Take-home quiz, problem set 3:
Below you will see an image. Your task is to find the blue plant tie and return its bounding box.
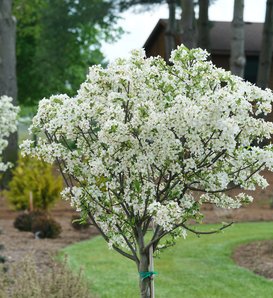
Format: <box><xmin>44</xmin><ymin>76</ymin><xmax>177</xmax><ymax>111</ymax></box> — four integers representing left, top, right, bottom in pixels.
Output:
<box><xmin>139</xmin><ymin>271</ymin><xmax>158</xmax><ymax>280</ymax></box>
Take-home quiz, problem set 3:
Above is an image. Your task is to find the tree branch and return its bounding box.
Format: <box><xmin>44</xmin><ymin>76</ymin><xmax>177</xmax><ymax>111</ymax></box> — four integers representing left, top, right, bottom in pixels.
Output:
<box><xmin>87</xmin><ymin>211</ymin><xmax>137</xmax><ymax>262</ymax></box>
<box><xmin>144</xmin><ymin>221</ymin><xmax>233</xmax><ymax>252</ymax></box>
<box><xmin>188</xmin><ymin>184</ymin><xmax>239</xmax><ymax>193</ymax></box>
<box><xmin>116</xmin><ymin>224</ymin><xmax>139</xmax><ymax>264</ymax></box>
<box><xmin>181</xmin><ymin>222</ymin><xmax>233</xmax><ymax>236</ymax></box>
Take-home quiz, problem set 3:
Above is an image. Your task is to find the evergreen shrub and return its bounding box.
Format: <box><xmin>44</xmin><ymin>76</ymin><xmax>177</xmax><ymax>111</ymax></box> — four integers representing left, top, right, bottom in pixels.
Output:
<box><xmin>31</xmin><ymin>216</ymin><xmax>62</xmax><ymax>238</ymax></box>
<box><xmin>13</xmin><ymin>211</ymin><xmax>44</xmax><ymax>232</ymax></box>
<box><xmin>6</xmin><ymin>154</ymin><xmax>63</xmax><ymax>211</ymax></box>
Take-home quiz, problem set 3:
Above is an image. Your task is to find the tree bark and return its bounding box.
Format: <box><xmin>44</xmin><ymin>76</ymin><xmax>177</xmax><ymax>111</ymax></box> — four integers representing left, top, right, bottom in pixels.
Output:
<box><xmin>165</xmin><ymin>0</ymin><xmax>177</xmax><ymax>61</ymax></box>
<box><xmin>230</xmin><ymin>0</ymin><xmax>245</xmax><ymax>78</ymax></box>
<box><xmin>139</xmin><ymin>252</ymin><xmax>151</xmax><ymax>298</ymax></box>
<box><xmin>180</xmin><ymin>0</ymin><xmax>197</xmax><ymax>49</ymax></box>
<box><xmin>257</xmin><ymin>0</ymin><xmax>273</xmax><ymax>89</ymax></box>
<box><xmin>0</xmin><ymin>0</ymin><xmax>18</xmax><ymax>188</ymax></box>
<box><xmin>197</xmin><ymin>0</ymin><xmax>210</xmax><ymax>50</ymax></box>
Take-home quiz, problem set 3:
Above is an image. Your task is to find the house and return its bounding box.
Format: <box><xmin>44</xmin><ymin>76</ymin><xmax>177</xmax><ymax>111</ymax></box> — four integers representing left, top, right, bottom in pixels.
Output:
<box><xmin>143</xmin><ymin>20</ymin><xmax>273</xmax><ymax>89</ymax></box>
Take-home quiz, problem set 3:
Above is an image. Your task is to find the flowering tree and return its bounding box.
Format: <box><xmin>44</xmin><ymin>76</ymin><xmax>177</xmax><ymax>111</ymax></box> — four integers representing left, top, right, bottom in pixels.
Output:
<box><xmin>21</xmin><ymin>45</ymin><xmax>273</xmax><ymax>297</ymax></box>
<box><xmin>0</xmin><ymin>95</ymin><xmax>19</xmax><ymax>172</ymax></box>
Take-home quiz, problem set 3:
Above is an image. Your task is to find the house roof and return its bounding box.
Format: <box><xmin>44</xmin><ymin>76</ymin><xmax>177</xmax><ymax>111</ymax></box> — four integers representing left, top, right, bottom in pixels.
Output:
<box><xmin>144</xmin><ymin>19</ymin><xmax>264</xmax><ymax>55</ymax></box>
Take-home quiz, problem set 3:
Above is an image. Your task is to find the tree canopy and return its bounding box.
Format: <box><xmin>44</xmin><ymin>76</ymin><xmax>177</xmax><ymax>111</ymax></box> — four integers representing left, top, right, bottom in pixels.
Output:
<box><xmin>118</xmin><ymin>0</ymin><xmax>168</xmax><ymax>11</ymax></box>
<box><xmin>14</xmin><ymin>0</ymin><xmax>122</xmax><ymax>106</ymax></box>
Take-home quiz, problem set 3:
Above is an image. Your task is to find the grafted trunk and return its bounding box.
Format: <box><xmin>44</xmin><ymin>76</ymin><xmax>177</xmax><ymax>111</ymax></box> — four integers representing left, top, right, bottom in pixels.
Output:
<box><xmin>0</xmin><ymin>0</ymin><xmax>18</xmax><ymax>188</ymax></box>
<box><xmin>257</xmin><ymin>0</ymin><xmax>273</xmax><ymax>89</ymax></box>
<box><xmin>180</xmin><ymin>0</ymin><xmax>197</xmax><ymax>49</ymax></box>
<box><xmin>230</xmin><ymin>0</ymin><xmax>245</xmax><ymax>77</ymax></box>
<box><xmin>198</xmin><ymin>0</ymin><xmax>210</xmax><ymax>50</ymax></box>
<box><xmin>139</xmin><ymin>253</ymin><xmax>151</xmax><ymax>298</ymax></box>
<box><xmin>165</xmin><ymin>0</ymin><xmax>177</xmax><ymax>61</ymax></box>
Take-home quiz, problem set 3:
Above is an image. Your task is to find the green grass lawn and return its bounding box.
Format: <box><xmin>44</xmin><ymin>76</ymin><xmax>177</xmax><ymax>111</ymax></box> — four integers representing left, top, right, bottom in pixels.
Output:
<box><xmin>61</xmin><ymin>222</ymin><xmax>273</xmax><ymax>298</ymax></box>
<box><xmin>18</xmin><ymin>105</ymin><xmax>37</xmax><ymax>143</ymax></box>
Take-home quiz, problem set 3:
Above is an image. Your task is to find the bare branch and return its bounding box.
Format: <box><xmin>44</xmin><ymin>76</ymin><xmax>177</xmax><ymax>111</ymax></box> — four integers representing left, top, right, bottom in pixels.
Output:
<box><xmin>188</xmin><ymin>184</ymin><xmax>239</xmax><ymax>193</ymax></box>
<box><xmin>116</xmin><ymin>224</ymin><xmax>139</xmax><ymax>264</ymax></box>
<box><xmin>245</xmin><ymin>162</ymin><xmax>266</xmax><ymax>181</ymax></box>
<box><xmin>88</xmin><ymin>211</ymin><xmax>137</xmax><ymax>263</ymax></box>
<box><xmin>144</xmin><ymin>221</ymin><xmax>233</xmax><ymax>252</ymax></box>
<box><xmin>181</xmin><ymin>222</ymin><xmax>233</xmax><ymax>236</ymax></box>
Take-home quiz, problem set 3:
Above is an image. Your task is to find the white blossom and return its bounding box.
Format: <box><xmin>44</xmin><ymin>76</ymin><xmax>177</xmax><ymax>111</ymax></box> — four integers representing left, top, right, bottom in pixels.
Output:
<box><xmin>0</xmin><ymin>96</ymin><xmax>19</xmax><ymax>171</ymax></box>
<box><xmin>21</xmin><ymin>45</ymin><xmax>273</xmax><ymax>250</ymax></box>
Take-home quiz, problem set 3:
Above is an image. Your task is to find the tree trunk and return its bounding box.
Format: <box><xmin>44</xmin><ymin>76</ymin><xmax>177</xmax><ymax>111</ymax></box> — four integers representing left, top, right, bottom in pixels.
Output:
<box><xmin>180</xmin><ymin>0</ymin><xmax>197</xmax><ymax>49</ymax></box>
<box><xmin>257</xmin><ymin>0</ymin><xmax>273</xmax><ymax>89</ymax></box>
<box><xmin>197</xmin><ymin>0</ymin><xmax>210</xmax><ymax>50</ymax></box>
<box><xmin>165</xmin><ymin>0</ymin><xmax>177</xmax><ymax>61</ymax></box>
<box><xmin>0</xmin><ymin>0</ymin><xmax>18</xmax><ymax>188</ymax></box>
<box><xmin>230</xmin><ymin>0</ymin><xmax>245</xmax><ymax>77</ymax></box>
<box><xmin>139</xmin><ymin>253</ymin><xmax>151</xmax><ymax>298</ymax></box>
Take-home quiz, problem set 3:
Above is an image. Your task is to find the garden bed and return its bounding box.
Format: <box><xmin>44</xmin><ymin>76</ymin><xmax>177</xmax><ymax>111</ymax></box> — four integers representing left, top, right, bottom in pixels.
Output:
<box><xmin>0</xmin><ymin>197</ymin><xmax>97</xmax><ymax>270</ymax></box>
<box><xmin>234</xmin><ymin>240</ymin><xmax>273</xmax><ymax>280</ymax></box>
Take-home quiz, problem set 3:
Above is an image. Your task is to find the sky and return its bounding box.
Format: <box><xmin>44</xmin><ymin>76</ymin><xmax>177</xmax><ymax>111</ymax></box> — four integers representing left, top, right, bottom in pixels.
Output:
<box><xmin>101</xmin><ymin>0</ymin><xmax>267</xmax><ymax>62</ymax></box>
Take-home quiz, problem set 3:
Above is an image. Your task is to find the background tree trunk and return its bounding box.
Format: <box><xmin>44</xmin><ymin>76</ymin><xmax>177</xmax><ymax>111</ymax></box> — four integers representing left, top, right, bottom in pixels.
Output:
<box><xmin>0</xmin><ymin>0</ymin><xmax>18</xmax><ymax>188</ymax></box>
<box><xmin>257</xmin><ymin>0</ymin><xmax>273</xmax><ymax>89</ymax></box>
<box><xmin>165</xmin><ymin>0</ymin><xmax>177</xmax><ymax>61</ymax></box>
<box><xmin>197</xmin><ymin>0</ymin><xmax>210</xmax><ymax>50</ymax></box>
<box><xmin>180</xmin><ymin>0</ymin><xmax>197</xmax><ymax>49</ymax></box>
<box><xmin>230</xmin><ymin>0</ymin><xmax>245</xmax><ymax>77</ymax></box>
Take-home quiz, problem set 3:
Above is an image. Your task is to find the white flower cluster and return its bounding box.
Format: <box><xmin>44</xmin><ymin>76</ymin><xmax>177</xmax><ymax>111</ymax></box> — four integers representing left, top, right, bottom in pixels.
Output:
<box><xmin>0</xmin><ymin>96</ymin><xmax>19</xmax><ymax>171</ymax></box>
<box><xmin>148</xmin><ymin>199</ymin><xmax>194</xmax><ymax>231</ymax></box>
<box><xmin>21</xmin><ymin>45</ymin><xmax>273</xmax><ymax>249</ymax></box>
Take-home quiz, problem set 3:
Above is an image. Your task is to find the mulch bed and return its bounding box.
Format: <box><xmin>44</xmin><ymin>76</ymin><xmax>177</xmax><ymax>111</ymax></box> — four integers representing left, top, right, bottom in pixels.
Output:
<box><xmin>233</xmin><ymin>240</ymin><xmax>273</xmax><ymax>280</ymax></box>
<box><xmin>0</xmin><ymin>197</ymin><xmax>98</xmax><ymax>271</ymax></box>
<box><xmin>0</xmin><ymin>217</ymin><xmax>97</xmax><ymax>268</ymax></box>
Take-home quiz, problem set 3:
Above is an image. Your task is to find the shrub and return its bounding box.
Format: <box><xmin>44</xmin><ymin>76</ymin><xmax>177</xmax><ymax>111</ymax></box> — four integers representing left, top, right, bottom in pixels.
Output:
<box><xmin>0</xmin><ymin>231</ymin><xmax>7</xmax><ymax>272</ymax></box>
<box><xmin>31</xmin><ymin>216</ymin><xmax>62</xmax><ymax>238</ymax></box>
<box><xmin>5</xmin><ymin>154</ymin><xmax>63</xmax><ymax>211</ymax></box>
<box><xmin>13</xmin><ymin>211</ymin><xmax>45</xmax><ymax>232</ymax></box>
<box><xmin>71</xmin><ymin>214</ymin><xmax>90</xmax><ymax>230</ymax></box>
<box><xmin>13</xmin><ymin>211</ymin><xmax>62</xmax><ymax>239</ymax></box>
<box><xmin>13</xmin><ymin>213</ymin><xmax>32</xmax><ymax>231</ymax></box>
<box><xmin>0</xmin><ymin>256</ymin><xmax>93</xmax><ymax>298</ymax></box>
<box><xmin>0</xmin><ymin>244</ymin><xmax>5</xmax><ymax>264</ymax></box>
<box><xmin>0</xmin><ymin>255</ymin><xmax>5</xmax><ymax>264</ymax></box>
